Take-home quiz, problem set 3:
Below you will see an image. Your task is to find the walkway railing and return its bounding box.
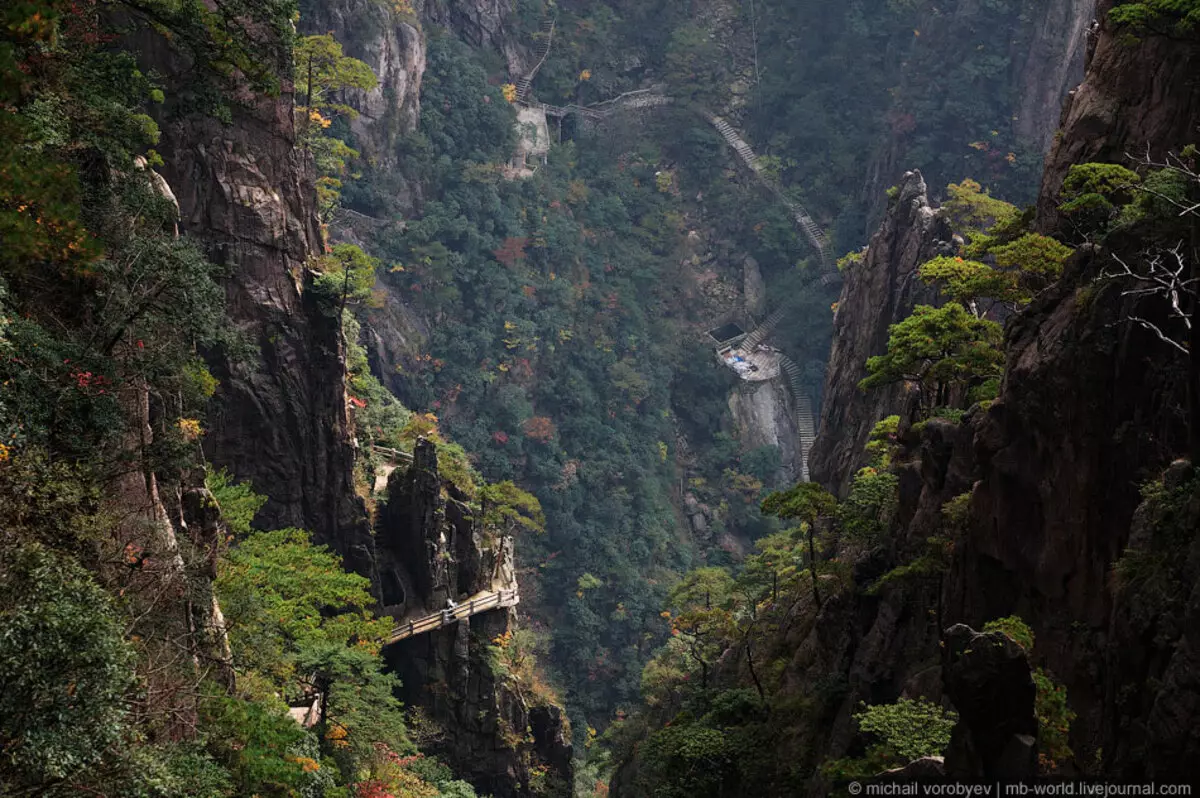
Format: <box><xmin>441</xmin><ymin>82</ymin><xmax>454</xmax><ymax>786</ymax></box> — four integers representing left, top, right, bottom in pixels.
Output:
<box><xmin>389</xmin><ymin>588</ymin><xmax>520</xmax><ymax>643</ymax></box>
<box><xmin>372</xmin><ymin>444</ymin><xmax>414</xmax><ymax>465</ymax></box>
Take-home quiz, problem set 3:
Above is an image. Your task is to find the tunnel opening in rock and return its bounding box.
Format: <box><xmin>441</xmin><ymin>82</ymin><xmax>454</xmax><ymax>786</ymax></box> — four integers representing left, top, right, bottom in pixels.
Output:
<box><xmin>708</xmin><ymin>322</ymin><xmax>745</xmax><ymax>344</ymax></box>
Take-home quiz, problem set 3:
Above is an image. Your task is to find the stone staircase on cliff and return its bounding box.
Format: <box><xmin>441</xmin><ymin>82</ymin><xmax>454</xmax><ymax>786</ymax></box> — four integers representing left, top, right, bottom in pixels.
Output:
<box><xmin>511</xmin><ymin>18</ymin><xmax>835</xmax><ymax>272</ymax></box>
<box><xmin>703</xmin><ymin>112</ymin><xmax>831</xmax><ymax>268</ymax></box>
<box><xmin>740</xmin><ymin>306</ymin><xmax>788</xmax><ymax>351</ymax></box>
<box><xmin>515</xmin><ymin>17</ymin><xmax>556</xmax><ymax>103</ymax></box>
<box><xmin>389</xmin><ymin>588</ymin><xmax>520</xmax><ymax>643</ymax></box>
<box><xmin>779</xmin><ymin>355</ymin><xmax>816</xmax><ymax>482</ymax></box>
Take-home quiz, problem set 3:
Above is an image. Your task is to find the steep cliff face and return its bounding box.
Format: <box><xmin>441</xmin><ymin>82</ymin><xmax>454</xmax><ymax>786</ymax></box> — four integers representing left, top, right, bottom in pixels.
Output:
<box><xmin>810</xmin><ymin>171</ymin><xmax>949</xmax><ymax>496</ymax></box>
<box><xmin>418</xmin><ymin>0</ymin><xmax>523</xmax><ymax>73</ymax></box>
<box><xmin>142</xmin><ymin>35</ymin><xmax>370</xmax><ymax>561</ymax></box>
<box><xmin>300</xmin><ymin>0</ymin><xmax>426</xmax><ymax>169</ymax></box>
<box><xmin>1037</xmin><ymin>0</ymin><xmax>1200</xmax><ymax>226</ymax></box>
<box><xmin>379</xmin><ymin>442</ymin><xmax>573</xmax><ymax>797</ymax></box>
<box><xmin>943</xmin><ymin>242</ymin><xmax>1188</xmax><ymax>763</ymax></box>
<box><xmin>729</xmin><ymin>379</ymin><xmax>800</xmax><ymax>485</ymax></box>
<box><xmin>1011</xmin><ymin>0</ymin><xmax>1094</xmax><ymax>153</ymax></box>
<box><xmin>946</xmin><ymin>4</ymin><xmax>1200</xmax><ymax>776</ymax></box>
<box><xmin>809</xmin><ymin>2</ymin><xmax>1200</xmax><ymax>781</ymax></box>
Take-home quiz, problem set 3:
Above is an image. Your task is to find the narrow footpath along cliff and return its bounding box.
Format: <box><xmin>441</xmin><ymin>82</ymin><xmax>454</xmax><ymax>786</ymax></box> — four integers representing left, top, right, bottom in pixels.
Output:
<box><xmin>144</xmin><ymin>8</ymin><xmax>573</xmax><ymax>794</ymax></box>
<box><xmin>381</xmin><ymin>442</ymin><xmax>573</xmax><ymax>797</ymax></box>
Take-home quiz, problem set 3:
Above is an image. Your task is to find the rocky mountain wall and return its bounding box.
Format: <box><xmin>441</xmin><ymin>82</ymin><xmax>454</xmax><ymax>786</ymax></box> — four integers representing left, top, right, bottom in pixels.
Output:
<box><xmin>1011</xmin><ymin>0</ymin><xmax>1094</xmax><ymax>153</ymax></box>
<box><xmin>729</xmin><ymin>379</ymin><xmax>800</xmax><ymax>486</ymax></box>
<box><xmin>946</xmin><ymin>3</ymin><xmax>1200</xmax><ymax>773</ymax></box>
<box><xmin>1036</xmin><ymin>0</ymin><xmax>1200</xmax><ymax>227</ymax></box>
<box><xmin>140</xmin><ymin>32</ymin><xmax>371</xmax><ymax>564</ymax></box>
<box><xmin>300</xmin><ymin>0</ymin><xmax>426</xmax><ymax>169</ymax></box>
<box><xmin>810</xmin><ymin>1</ymin><xmax>1200</xmax><ymax>780</ymax></box>
<box><xmin>144</xmin><ymin>14</ymin><xmax>571</xmax><ymax>793</ymax></box>
<box><xmin>809</xmin><ymin>171</ymin><xmax>950</xmax><ymax>496</ymax></box>
<box><xmin>379</xmin><ymin>441</ymin><xmax>573</xmax><ymax>797</ymax></box>
<box><xmin>417</xmin><ymin>0</ymin><xmax>524</xmax><ymax>74</ymax></box>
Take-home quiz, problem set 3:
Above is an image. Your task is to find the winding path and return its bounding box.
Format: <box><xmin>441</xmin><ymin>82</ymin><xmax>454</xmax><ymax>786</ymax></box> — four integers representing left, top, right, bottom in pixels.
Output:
<box><xmin>516</xmin><ymin>18</ymin><xmax>830</xmax><ymax>481</ymax></box>
<box><xmin>533</xmin><ymin>88</ymin><xmax>830</xmax><ymax>268</ymax></box>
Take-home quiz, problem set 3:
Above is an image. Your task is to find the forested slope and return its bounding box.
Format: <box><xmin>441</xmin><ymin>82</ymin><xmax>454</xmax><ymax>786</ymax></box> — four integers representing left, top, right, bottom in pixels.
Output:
<box><xmin>326</xmin><ymin>0</ymin><xmax>1092</xmax><ymax>743</ymax></box>
<box><xmin>1</xmin><ymin>0</ymin><xmax>1112</xmax><ymax>796</ymax></box>
<box><xmin>606</xmin><ymin>1</ymin><xmax>1200</xmax><ymax>794</ymax></box>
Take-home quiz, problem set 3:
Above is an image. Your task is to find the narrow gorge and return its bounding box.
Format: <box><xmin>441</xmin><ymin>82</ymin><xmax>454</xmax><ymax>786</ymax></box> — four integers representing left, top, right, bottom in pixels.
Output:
<box><xmin>3</xmin><ymin>0</ymin><xmax>1199</xmax><ymax>797</ymax></box>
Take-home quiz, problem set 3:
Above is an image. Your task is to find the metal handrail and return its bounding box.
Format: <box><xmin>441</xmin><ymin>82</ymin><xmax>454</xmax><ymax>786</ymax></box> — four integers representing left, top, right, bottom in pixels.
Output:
<box><xmin>389</xmin><ymin>589</ymin><xmax>520</xmax><ymax>642</ymax></box>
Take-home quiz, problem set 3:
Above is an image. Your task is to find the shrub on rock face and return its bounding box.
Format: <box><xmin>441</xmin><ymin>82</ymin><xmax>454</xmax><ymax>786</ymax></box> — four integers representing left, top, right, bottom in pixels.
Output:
<box><xmin>859</xmin><ymin>303</ymin><xmax>1003</xmax><ymax>413</ymax></box>
<box><xmin>0</xmin><ymin>543</ymin><xmax>135</xmax><ymax>789</ymax></box>
<box><xmin>982</xmin><ymin>615</ymin><xmax>1077</xmax><ymax>772</ymax></box>
<box><xmin>637</xmin><ymin>724</ymin><xmax>733</xmax><ymax>798</ymax></box>
<box><xmin>853</xmin><ymin>698</ymin><xmax>958</xmax><ymax>763</ymax></box>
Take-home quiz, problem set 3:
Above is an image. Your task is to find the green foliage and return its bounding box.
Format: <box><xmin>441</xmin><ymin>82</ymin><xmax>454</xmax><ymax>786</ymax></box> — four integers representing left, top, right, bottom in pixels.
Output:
<box><xmin>1062</xmin><ymin>163</ymin><xmax>1142</xmax><ymax>200</ymax></box>
<box><xmin>347</xmin><ymin>31</ymin><xmax>701</xmax><ymax>722</ymax></box>
<box><xmin>294</xmin><ymin>34</ymin><xmax>378</xmax><ymax>215</ymax></box>
<box><xmin>983</xmin><ymin>615</ymin><xmax>1035</xmax><ymax>651</ymax></box>
<box><xmin>943</xmin><ymin>179</ymin><xmax>1019</xmax><ymax>233</ymax></box>
<box><xmin>0</xmin><ymin>6</ymin><xmax>452</xmax><ymax>797</ymax></box>
<box><xmin>200</xmin><ymin>694</ymin><xmax>313</xmax><ymax>795</ymax></box>
<box><xmin>0</xmin><ymin>446</ymin><xmax>113</xmax><ymax>554</ymax></box>
<box><xmin>343</xmin><ymin>312</ymin><xmax>414</xmax><ymax>455</ymax></box>
<box><xmin>865</xmin><ymin>415</ymin><xmax>901</xmax><ymax>467</ymax></box>
<box><xmin>941</xmin><ymin>491</ymin><xmax>973</xmax><ymax>532</ymax></box>
<box><xmin>114</xmin><ymin>743</ymin><xmax>237</xmax><ymax>798</ymax></box>
<box><xmin>866</xmin><ymin>541</ymin><xmax>948</xmax><ymax>595</ymax></box>
<box><xmin>990</xmin><ymin>233</ymin><xmax>1074</xmax><ymax>280</ymax></box>
<box><xmin>741</xmin><ymin>445</ymin><xmax>783</xmax><ymax>487</ymax></box>
<box><xmin>738</xmin><ymin>529</ymin><xmax>810</xmax><ymax>600</ymax></box>
<box><xmin>982</xmin><ymin>614</ymin><xmax>1075</xmax><ymax>771</ymax></box>
<box><xmin>853</xmin><ymin>698</ymin><xmax>957</xmax><ymax>762</ymax></box>
<box><xmin>860</xmin><ymin>304</ymin><xmax>1004</xmax><ymax>411</ymax></box>
<box><xmin>295</xmin><ymin>34</ymin><xmax>379</xmax><ymax>117</ymax></box>
<box><xmin>578</xmin><ymin>572</ymin><xmax>605</xmax><ymax>592</ymax></box>
<box><xmin>481</xmin><ymin>480</ymin><xmax>546</xmax><ymax>536</ymax></box>
<box><xmin>302</xmin><ymin>644</ymin><xmax>410</xmax><ymax>773</ymax></box>
<box><xmin>215</xmin><ymin>526</ymin><xmax>420</xmax><ymax>785</ymax></box>
<box><xmin>664</xmin><ymin>23</ymin><xmax>730</xmax><ymax>106</ymax></box>
<box><xmin>760</xmin><ymin>482</ymin><xmax>838</xmax><ymax>525</ymax></box>
<box><xmin>839</xmin><ymin>467</ymin><xmax>899</xmax><ymax>543</ymax></box>
<box><xmin>837</xmin><ymin>249</ymin><xmax>866</xmax><ymax>272</ymax></box>
<box><xmin>1058</xmin><ymin>163</ymin><xmax>1142</xmax><ymax>235</ymax></box>
<box><xmin>637</xmin><ymin>724</ymin><xmax>733</xmax><ymax>798</ymax></box>
<box><xmin>1033</xmin><ymin>668</ymin><xmax>1076</xmax><ymax>771</ymax></box>
<box><xmin>0</xmin><ymin>543</ymin><xmax>134</xmax><ymax>790</ymax></box>
<box><xmin>1116</xmin><ymin>166</ymin><xmax>1196</xmax><ymax>235</ymax></box>
<box><xmin>183</xmin><ymin>359</ymin><xmax>221</xmax><ymax>402</ymax></box>
<box><xmin>719</xmin><ymin>0</ymin><xmax>1046</xmax><ymax>243</ymax></box>
<box><xmin>313</xmin><ymin>243</ymin><xmax>381</xmax><ymax>309</ymax></box>
<box><xmin>215</xmin><ymin>527</ymin><xmax>391</xmax><ymax>690</ymax></box>
<box><xmin>1109</xmin><ymin>0</ymin><xmax>1200</xmax><ymax>35</ymax></box>
<box><xmin>920</xmin><ymin>178</ymin><xmax>1072</xmax><ymax>313</ymax></box>
<box><xmin>206</xmin><ymin>469</ymin><xmax>268</xmax><ymax>536</ymax></box>
<box><xmin>919</xmin><ymin>255</ymin><xmax>1023</xmax><ymax>305</ymax></box>
<box><xmin>1114</xmin><ymin>466</ymin><xmax>1200</xmax><ymax>637</ymax></box>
